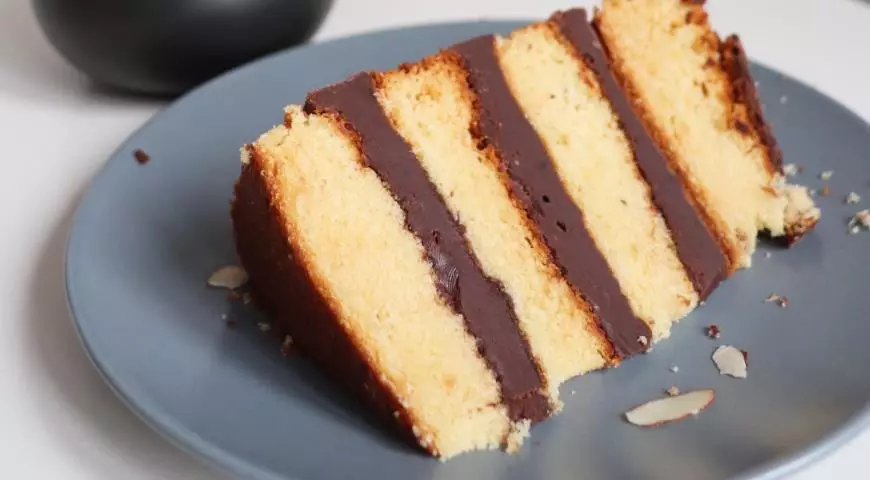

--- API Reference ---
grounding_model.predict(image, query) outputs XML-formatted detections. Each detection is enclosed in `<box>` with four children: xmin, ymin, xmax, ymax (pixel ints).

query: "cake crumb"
<box><xmin>666</xmin><ymin>386</ymin><xmax>680</xmax><ymax>397</ymax></box>
<box><xmin>242</xmin><ymin>292</ymin><xmax>253</xmax><ymax>304</ymax></box>
<box><xmin>782</xmin><ymin>163</ymin><xmax>799</xmax><ymax>177</ymax></box>
<box><xmin>227</xmin><ymin>290</ymin><xmax>242</xmax><ymax>301</ymax></box>
<box><xmin>133</xmin><ymin>149</ymin><xmax>150</xmax><ymax>165</ymax></box>
<box><xmin>637</xmin><ymin>335</ymin><xmax>649</xmax><ymax>347</ymax></box>
<box><xmin>280</xmin><ymin>335</ymin><xmax>294</xmax><ymax>356</ymax></box>
<box><xmin>779</xmin><ymin>95</ymin><xmax>788</xmax><ymax>104</ymax></box>
<box><xmin>669</xmin><ymin>365</ymin><xmax>680</xmax><ymax>373</ymax></box>
<box><xmin>819</xmin><ymin>186</ymin><xmax>831</xmax><ymax>197</ymax></box>
<box><xmin>846</xmin><ymin>192</ymin><xmax>861</xmax><ymax>204</ymax></box>
<box><xmin>765</xmin><ymin>293</ymin><xmax>788</xmax><ymax>308</ymax></box>
<box><xmin>571</xmin><ymin>389</ymin><xmax>576</xmax><ymax>396</ymax></box>
<box><xmin>258</xmin><ymin>322</ymin><xmax>271</xmax><ymax>332</ymax></box>
<box><xmin>505</xmin><ymin>419</ymin><xmax>532</xmax><ymax>454</ymax></box>
<box><xmin>706</xmin><ymin>324</ymin><xmax>721</xmax><ymax>339</ymax></box>
<box><xmin>820</xmin><ymin>170</ymin><xmax>834</xmax><ymax>181</ymax></box>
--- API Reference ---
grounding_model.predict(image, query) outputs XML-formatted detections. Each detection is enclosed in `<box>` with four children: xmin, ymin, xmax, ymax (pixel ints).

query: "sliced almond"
<box><xmin>712</xmin><ymin>345</ymin><xmax>748</xmax><ymax>378</ymax></box>
<box><xmin>624</xmin><ymin>389</ymin><xmax>715</xmax><ymax>427</ymax></box>
<box><xmin>207</xmin><ymin>265</ymin><xmax>249</xmax><ymax>290</ymax></box>
<box><xmin>856</xmin><ymin>210</ymin><xmax>870</xmax><ymax>228</ymax></box>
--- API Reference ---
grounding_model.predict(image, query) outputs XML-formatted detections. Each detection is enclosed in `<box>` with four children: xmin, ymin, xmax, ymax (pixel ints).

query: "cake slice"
<box><xmin>231</xmin><ymin>2</ymin><xmax>819</xmax><ymax>459</ymax></box>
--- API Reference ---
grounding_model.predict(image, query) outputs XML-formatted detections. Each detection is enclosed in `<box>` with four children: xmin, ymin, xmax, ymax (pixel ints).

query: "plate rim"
<box><xmin>64</xmin><ymin>19</ymin><xmax>870</xmax><ymax>480</ymax></box>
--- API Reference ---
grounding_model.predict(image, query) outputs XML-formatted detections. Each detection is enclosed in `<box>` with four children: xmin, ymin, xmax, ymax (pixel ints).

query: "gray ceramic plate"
<box><xmin>65</xmin><ymin>21</ymin><xmax>870</xmax><ymax>480</ymax></box>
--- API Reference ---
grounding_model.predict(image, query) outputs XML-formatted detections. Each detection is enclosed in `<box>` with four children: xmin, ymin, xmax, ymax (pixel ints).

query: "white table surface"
<box><xmin>2</xmin><ymin>0</ymin><xmax>868</xmax><ymax>478</ymax></box>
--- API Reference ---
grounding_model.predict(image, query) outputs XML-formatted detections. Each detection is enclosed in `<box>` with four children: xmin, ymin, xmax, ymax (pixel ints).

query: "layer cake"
<box><xmin>231</xmin><ymin>0</ymin><xmax>821</xmax><ymax>459</ymax></box>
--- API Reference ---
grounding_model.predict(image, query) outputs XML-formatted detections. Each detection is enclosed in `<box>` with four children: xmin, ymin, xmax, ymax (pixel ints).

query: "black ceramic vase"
<box><xmin>33</xmin><ymin>0</ymin><xmax>335</xmax><ymax>96</ymax></box>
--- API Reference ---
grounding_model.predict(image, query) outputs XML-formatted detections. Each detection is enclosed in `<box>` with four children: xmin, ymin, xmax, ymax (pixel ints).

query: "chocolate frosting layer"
<box><xmin>306</xmin><ymin>74</ymin><xmax>550</xmax><ymax>422</ymax></box>
<box><xmin>556</xmin><ymin>8</ymin><xmax>727</xmax><ymax>299</ymax></box>
<box><xmin>453</xmin><ymin>36</ymin><xmax>650</xmax><ymax>358</ymax></box>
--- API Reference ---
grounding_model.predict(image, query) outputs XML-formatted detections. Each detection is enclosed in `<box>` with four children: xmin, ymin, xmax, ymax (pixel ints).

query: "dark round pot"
<box><xmin>33</xmin><ymin>0</ymin><xmax>334</xmax><ymax>96</ymax></box>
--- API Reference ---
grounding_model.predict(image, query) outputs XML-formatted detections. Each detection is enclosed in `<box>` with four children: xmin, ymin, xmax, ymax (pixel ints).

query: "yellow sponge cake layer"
<box><xmin>377</xmin><ymin>57</ymin><xmax>610</xmax><ymax>388</ymax></box>
<box><xmin>242</xmin><ymin>109</ymin><xmax>512</xmax><ymax>457</ymax></box>
<box><xmin>497</xmin><ymin>22</ymin><xmax>698</xmax><ymax>339</ymax></box>
<box><xmin>594</xmin><ymin>0</ymin><xmax>819</xmax><ymax>269</ymax></box>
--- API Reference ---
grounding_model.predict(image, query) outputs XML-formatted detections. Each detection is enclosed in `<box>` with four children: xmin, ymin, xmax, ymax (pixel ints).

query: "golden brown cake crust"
<box><xmin>719</xmin><ymin>35</ymin><xmax>783</xmax><ymax>175</ymax></box>
<box><xmin>231</xmin><ymin>149</ymin><xmax>424</xmax><ymax>453</ymax></box>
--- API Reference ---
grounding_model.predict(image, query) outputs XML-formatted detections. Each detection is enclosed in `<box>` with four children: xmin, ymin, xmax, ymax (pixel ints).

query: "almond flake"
<box><xmin>624</xmin><ymin>389</ymin><xmax>715</xmax><ymax>427</ymax></box>
<box><xmin>712</xmin><ymin>345</ymin><xmax>748</xmax><ymax>378</ymax></box>
<box><xmin>207</xmin><ymin>265</ymin><xmax>249</xmax><ymax>290</ymax></box>
<box><xmin>820</xmin><ymin>170</ymin><xmax>834</xmax><ymax>181</ymax></box>
<box><xmin>846</xmin><ymin>192</ymin><xmax>861</xmax><ymax>204</ymax></box>
<box><xmin>847</xmin><ymin>210</ymin><xmax>870</xmax><ymax>234</ymax></box>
